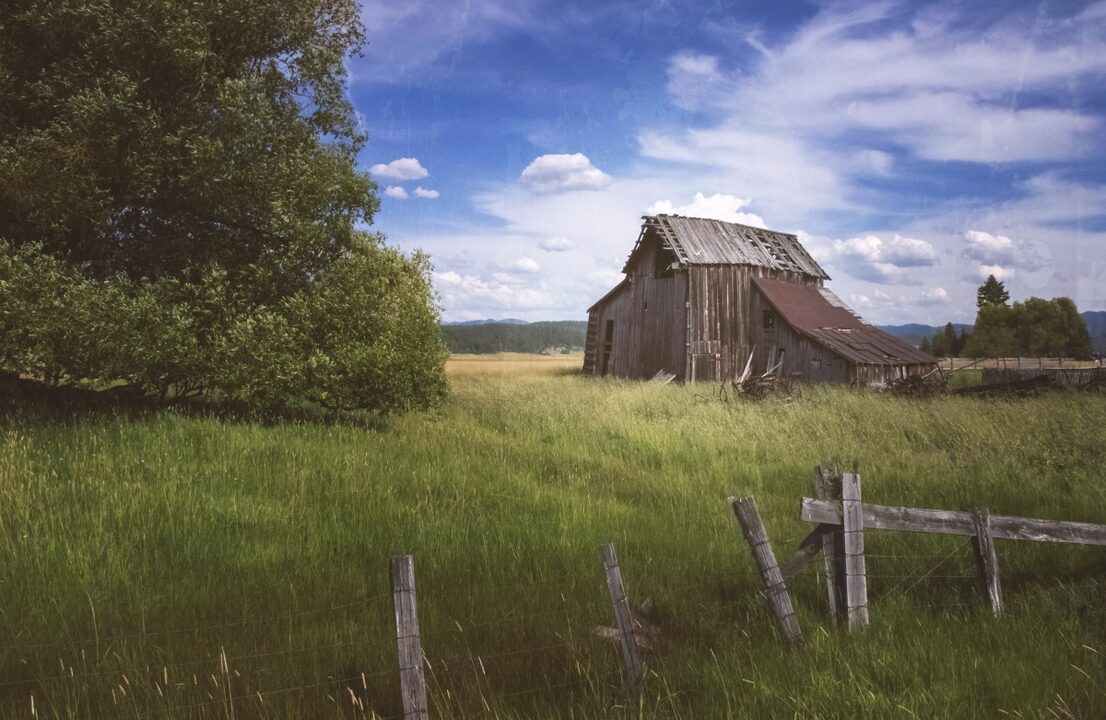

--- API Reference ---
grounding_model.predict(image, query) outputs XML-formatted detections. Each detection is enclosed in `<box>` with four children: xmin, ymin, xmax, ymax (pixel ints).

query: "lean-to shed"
<box><xmin>582</xmin><ymin>214</ymin><xmax>937</xmax><ymax>384</ymax></box>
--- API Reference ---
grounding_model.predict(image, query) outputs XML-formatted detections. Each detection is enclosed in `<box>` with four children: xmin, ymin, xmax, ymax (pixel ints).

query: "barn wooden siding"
<box><xmin>584</xmin><ymin>233</ymin><xmax>688</xmax><ymax>379</ymax></box>
<box><xmin>687</xmin><ymin>266</ymin><xmax>820</xmax><ymax>382</ymax></box>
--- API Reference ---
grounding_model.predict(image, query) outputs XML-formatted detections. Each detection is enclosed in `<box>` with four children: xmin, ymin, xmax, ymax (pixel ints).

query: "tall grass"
<box><xmin>1</xmin><ymin>356</ymin><xmax>1105</xmax><ymax>718</ymax></box>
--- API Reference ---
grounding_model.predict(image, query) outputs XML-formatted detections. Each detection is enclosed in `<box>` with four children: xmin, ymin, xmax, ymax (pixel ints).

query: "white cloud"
<box><xmin>371</xmin><ymin>158</ymin><xmax>429</xmax><ymax>180</ymax></box>
<box><xmin>831</xmin><ymin>234</ymin><xmax>938</xmax><ymax>284</ymax></box>
<box><xmin>647</xmin><ymin>192</ymin><xmax>767</xmax><ymax>228</ymax></box>
<box><xmin>540</xmin><ymin>236</ymin><xmax>574</xmax><ymax>252</ymax></box>
<box><xmin>519</xmin><ymin>153</ymin><xmax>612</xmax><ymax>194</ymax></box>
<box><xmin>850</xmin><ymin>287</ymin><xmax>951</xmax><ymax>311</ymax></box>
<box><xmin>961</xmin><ymin>229</ymin><xmax>1049</xmax><ymax>282</ymax></box>
<box><xmin>434</xmin><ymin>270</ymin><xmax>553</xmax><ymax>314</ymax></box>
<box><xmin>414</xmin><ymin>187</ymin><xmax>440</xmax><ymax>198</ymax></box>
<box><xmin>512</xmin><ymin>256</ymin><xmax>540</xmax><ymax>273</ymax></box>
<box><xmin>976</xmin><ymin>264</ymin><xmax>1017</xmax><ymax>281</ymax></box>
<box><xmin>384</xmin><ymin>186</ymin><xmax>409</xmax><ymax>199</ymax></box>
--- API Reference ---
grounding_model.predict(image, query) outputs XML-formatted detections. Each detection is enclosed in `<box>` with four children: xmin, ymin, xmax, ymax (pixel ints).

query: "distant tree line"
<box><xmin>443</xmin><ymin>322</ymin><xmax>587</xmax><ymax>354</ymax></box>
<box><xmin>920</xmin><ymin>275</ymin><xmax>1092</xmax><ymax>358</ymax></box>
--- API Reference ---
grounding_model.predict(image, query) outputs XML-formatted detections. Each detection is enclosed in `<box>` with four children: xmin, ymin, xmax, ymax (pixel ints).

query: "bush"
<box><xmin>0</xmin><ymin>239</ymin><xmax>448</xmax><ymax>414</ymax></box>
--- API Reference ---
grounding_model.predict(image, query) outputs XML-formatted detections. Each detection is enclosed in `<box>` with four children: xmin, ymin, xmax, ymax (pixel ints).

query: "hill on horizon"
<box><xmin>442</xmin><ymin>321</ymin><xmax>587</xmax><ymax>354</ymax></box>
<box><xmin>440</xmin><ymin>312</ymin><xmax>1106</xmax><ymax>354</ymax></box>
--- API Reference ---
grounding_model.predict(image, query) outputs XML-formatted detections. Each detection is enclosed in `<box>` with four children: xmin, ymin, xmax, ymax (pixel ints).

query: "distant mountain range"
<box><xmin>440</xmin><ymin>312</ymin><xmax>1106</xmax><ymax>354</ymax></box>
<box><xmin>444</xmin><ymin>318</ymin><xmax>529</xmax><ymax>326</ymax></box>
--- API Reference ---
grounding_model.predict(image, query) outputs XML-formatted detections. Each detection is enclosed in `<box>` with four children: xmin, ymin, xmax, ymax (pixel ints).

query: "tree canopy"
<box><xmin>976</xmin><ymin>274</ymin><xmax>1010</xmax><ymax>308</ymax></box>
<box><xmin>963</xmin><ymin>297</ymin><xmax>1092</xmax><ymax>358</ymax></box>
<box><xmin>0</xmin><ymin>0</ymin><xmax>447</xmax><ymax>413</ymax></box>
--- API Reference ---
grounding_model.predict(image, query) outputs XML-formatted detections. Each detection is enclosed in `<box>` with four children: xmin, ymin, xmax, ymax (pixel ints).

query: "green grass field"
<box><xmin>3</xmin><ymin>355</ymin><xmax>1106</xmax><ymax>718</ymax></box>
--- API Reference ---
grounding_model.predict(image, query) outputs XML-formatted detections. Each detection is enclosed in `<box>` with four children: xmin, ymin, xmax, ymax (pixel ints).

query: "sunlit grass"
<box><xmin>2</xmin><ymin>356</ymin><xmax>1105</xmax><ymax>718</ymax></box>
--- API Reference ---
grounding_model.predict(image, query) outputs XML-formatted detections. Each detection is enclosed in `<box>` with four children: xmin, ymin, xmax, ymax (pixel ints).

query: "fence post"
<box><xmin>730</xmin><ymin>497</ymin><xmax>804</xmax><ymax>648</ymax></box>
<box><xmin>813</xmin><ymin>466</ymin><xmax>846</xmax><ymax>624</ymax></box>
<box><xmin>840</xmin><ymin>473</ymin><xmax>869</xmax><ymax>630</ymax></box>
<box><xmin>600</xmin><ymin>543</ymin><xmax>643</xmax><ymax>699</ymax></box>
<box><xmin>391</xmin><ymin>555</ymin><xmax>429</xmax><ymax>720</ymax></box>
<box><xmin>971</xmin><ymin>508</ymin><xmax>1004</xmax><ymax>614</ymax></box>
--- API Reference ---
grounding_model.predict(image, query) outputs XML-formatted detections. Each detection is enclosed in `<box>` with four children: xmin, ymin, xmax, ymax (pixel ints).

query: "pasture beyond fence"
<box><xmin>7</xmin><ymin>465</ymin><xmax>1106</xmax><ymax>718</ymax></box>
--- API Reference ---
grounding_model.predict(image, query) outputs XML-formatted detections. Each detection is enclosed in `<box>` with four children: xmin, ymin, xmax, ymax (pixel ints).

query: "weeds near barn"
<box><xmin>1</xmin><ymin>356</ymin><xmax>1105</xmax><ymax>718</ymax></box>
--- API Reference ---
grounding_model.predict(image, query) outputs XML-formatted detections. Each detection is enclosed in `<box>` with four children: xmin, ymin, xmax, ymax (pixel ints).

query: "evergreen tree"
<box><xmin>919</xmin><ymin>336</ymin><xmax>931</xmax><ymax>353</ymax></box>
<box><xmin>977</xmin><ymin>275</ymin><xmax>1010</xmax><ymax>308</ymax></box>
<box><xmin>942</xmin><ymin>322</ymin><xmax>958</xmax><ymax>357</ymax></box>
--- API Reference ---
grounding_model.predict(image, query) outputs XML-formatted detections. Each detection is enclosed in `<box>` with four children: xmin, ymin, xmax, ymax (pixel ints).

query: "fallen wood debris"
<box><xmin>740</xmin><ymin>374</ymin><xmax>797</xmax><ymax>401</ymax></box>
<box><xmin>887</xmin><ymin>374</ymin><xmax>947</xmax><ymax>398</ymax></box>
<box><xmin>650</xmin><ymin>369</ymin><xmax>676</xmax><ymax>384</ymax></box>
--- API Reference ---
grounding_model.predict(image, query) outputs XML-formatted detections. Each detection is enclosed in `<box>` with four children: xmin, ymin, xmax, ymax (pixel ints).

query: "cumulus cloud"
<box><xmin>962</xmin><ymin>229</ymin><xmax>1048</xmax><ymax>281</ymax></box>
<box><xmin>371</xmin><ymin>157</ymin><xmax>429</xmax><ymax>180</ymax></box>
<box><xmin>519</xmin><ymin>153</ymin><xmax>612</xmax><ymax>194</ymax></box>
<box><xmin>832</xmin><ymin>234</ymin><xmax>938</xmax><ymax>284</ymax></box>
<box><xmin>413</xmin><ymin>187</ymin><xmax>440</xmax><ymax>198</ymax></box>
<box><xmin>511</xmin><ymin>256</ymin><xmax>540</xmax><ymax>273</ymax></box>
<box><xmin>540</xmin><ymin>236</ymin><xmax>574</xmax><ymax>252</ymax></box>
<box><xmin>384</xmin><ymin>186</ymin><xmax>409</xmax><ymax>199</ymax></box>
<box><xmin>647</xmin><ymin>193</ymin><xmax>767</xmax><ymax>228</ymax></box>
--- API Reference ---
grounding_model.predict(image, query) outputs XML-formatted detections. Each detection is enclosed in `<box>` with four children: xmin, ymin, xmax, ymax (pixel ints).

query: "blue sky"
<box><xmin>348</xmin><ymin>0</ymin><xmax>1106</xmax><ymax>325</ymax></box>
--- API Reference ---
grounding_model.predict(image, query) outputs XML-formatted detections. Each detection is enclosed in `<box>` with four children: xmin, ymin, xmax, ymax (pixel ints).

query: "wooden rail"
<box><xmin>800</xmin><ymin>499</ymin><xmax>1106</xmax><ymax>546</ymax></box>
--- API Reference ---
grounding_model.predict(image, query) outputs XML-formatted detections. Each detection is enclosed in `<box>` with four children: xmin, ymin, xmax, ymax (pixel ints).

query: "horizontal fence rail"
<box><xmin>801</xmin><ymin>498</ymin><xmax>1106</xmax><ymax>546</ymax></box>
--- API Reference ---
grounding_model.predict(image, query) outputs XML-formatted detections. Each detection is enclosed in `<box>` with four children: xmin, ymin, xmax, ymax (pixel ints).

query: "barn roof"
<box><xmin>753</xmin><ymin>277</ymin><xmax>936</xmax><ymax>367</ymax></box>
<box><xmin>625</xmin><ymin>215</ymin><xmax>829</xmax><ymax>279</ymax></box>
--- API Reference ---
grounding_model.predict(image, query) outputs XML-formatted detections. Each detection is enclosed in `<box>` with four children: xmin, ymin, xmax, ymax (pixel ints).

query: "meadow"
<box><xmin>2</xmin><ymin>354</ymin><xmax>1106</xmax><ymax>718</ymax></box>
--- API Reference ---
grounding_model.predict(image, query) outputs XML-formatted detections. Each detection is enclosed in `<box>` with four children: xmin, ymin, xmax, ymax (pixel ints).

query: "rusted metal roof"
<box><xmin>754</xmin><ymin>277</ymin><xmax>936</xmax><ymax>366</ymax></box>
<box><xmin>625</xmin><ymin>214</ymin><xmax>829</xmax><ymax>279</ymax></box>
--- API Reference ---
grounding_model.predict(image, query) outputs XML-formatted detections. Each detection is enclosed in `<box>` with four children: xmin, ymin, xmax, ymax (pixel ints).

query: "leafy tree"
<box><xmin>976</xmin><ymin>275</ymin><xmax>1010</xmax><ymax>308</ymax></box>
<box><xmin>964</xmin><ymin>297</ymin><xmax>1092</xmax><ymax>358</ymax></box>
<box><xmin>0</xmin><ymin>0</ymin><xmax>447</xmax><ymax>413</ymax></box>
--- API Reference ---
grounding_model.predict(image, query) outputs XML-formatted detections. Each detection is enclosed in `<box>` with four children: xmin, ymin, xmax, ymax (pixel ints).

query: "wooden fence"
<box><xmin>734</xmin><ymin>466</ymin><xmax>1106</xmax><ymax>637</ymax></box>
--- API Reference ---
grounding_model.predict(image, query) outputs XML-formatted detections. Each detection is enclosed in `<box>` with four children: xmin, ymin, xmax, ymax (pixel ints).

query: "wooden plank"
<box><xmin>391</xmin><ymin>555</ymin><xmax>429</xmax><ymax>720</ymax></box>
<box><xmin>813</xmin><ymin>466</ymin><xmax>846</xmax><ymax>623</ymax></box>
<box><xmin>600</xmin><ymin>543</ymin><xmax>643</xmax><ymax>697</ymax></box>
<box><xmin>730</xmin><ymin>497</ymin><xmax>804</xmax><ymax>648</ymax></box>
<box><xmin>840</xmin><ymin>473</ymin><xmax>868</xmax><ymax>630</ymax></box>
<box><xmin>780</xmin><ymin>524</ymin><xmax>829</xmax><ymax>580</ymax></box>
<box><xmin>801</xmin><ymin>498</ymin><xmax>1106</xmax><ymax>547</ymax></box>
<box><xmin>972</xmin><ymin>509</ymin><xmax>1004</xmax><ymax>614</ymax></box>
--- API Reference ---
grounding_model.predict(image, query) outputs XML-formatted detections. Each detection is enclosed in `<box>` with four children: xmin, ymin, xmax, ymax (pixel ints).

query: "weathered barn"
<box><xmin>582</xmin><ymin>214</ymin><xmax>936</xmax><ymax>384</ymax></box>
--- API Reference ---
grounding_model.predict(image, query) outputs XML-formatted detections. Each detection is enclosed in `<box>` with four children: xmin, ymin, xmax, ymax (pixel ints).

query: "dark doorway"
<box><xmin>600</xmin><ymin>320</ymin><xmax>614</xmax><ymax>375</ymax></box>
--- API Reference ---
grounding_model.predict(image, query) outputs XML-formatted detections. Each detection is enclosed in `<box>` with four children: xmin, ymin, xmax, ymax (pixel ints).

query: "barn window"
<box><xmin>654</xmin><ymin>245</ymin><xmax>677</xmax><ymax>278</ymax></box>
<box><xmin>763</xmin><ymin>310</ymin><xmax>775</xmax><ymax>330</ymax></box>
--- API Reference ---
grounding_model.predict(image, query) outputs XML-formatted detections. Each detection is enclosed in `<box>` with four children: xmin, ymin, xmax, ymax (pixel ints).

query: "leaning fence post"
<box><xmin>813</xmin><ymin>466</ymin><xmax>846</xmax><ymax>624</ymax></box>
<box><xmin>391</xmin><ymin>555</ymin><xmax>429</xmax><ymax>720</ymax></box>
<box><xmin>600</xmin><ymin>543</ymin><xmax>643</xmax><ymax>698</ymax></box>
<box><xmin>840</xmin><ymin>473</ymin><xmax>869</xmax><ymax>630</ymax></box>
<box><xmin>971</xmin><ymin>508</ymin><xmax>1004</xmax><ymax>614</ymax></box>
<box><xmin>730</xmin><ymin>497</ymin><xmax>804</xmax><ymax>648</ymax></box>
